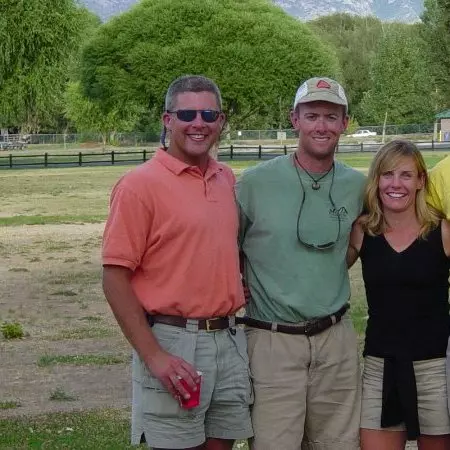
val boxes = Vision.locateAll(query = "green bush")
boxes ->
[1,321,24,339]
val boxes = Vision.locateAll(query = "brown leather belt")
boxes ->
[240,303,349,336]
[149,314,235,331]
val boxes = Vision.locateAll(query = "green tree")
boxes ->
[421,0,450,110]
[0,1,99,132]
[80,0,340,130]
[65,82,143,148]
[361,26,434,125]
[308,14,384,121]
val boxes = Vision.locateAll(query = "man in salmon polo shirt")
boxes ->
[102,75,253,450]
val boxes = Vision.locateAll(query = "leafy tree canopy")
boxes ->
[65,81,143,146]
[361,26,434,125]
[421,0,450,110]
[80,0,340,129]
[308,14,384,121]
[0,1,99,132]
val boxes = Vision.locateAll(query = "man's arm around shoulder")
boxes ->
[346,217,365,268]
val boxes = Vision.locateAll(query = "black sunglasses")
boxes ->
[294,162,341,250]
[296,189,341,250]
[167,109,221,123]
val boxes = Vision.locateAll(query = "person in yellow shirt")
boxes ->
[428,155,450,219]
[427,154,450,423]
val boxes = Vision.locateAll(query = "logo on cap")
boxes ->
[316,80,331,89]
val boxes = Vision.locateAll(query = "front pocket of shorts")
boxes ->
[228,328,254,405]
[152,323,185,355]
[132,325,183,389]
[136,325,199,418]
[229,327,250,365]
[133,325,197,389]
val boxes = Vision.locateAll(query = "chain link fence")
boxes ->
[0,123,438,149]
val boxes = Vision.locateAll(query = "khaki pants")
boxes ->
[447,336,450,416]
[247,315,361,450]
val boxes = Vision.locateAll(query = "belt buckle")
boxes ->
[205,318,215,332]
[303,319,316,336]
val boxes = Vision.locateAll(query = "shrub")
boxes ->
[1,321,24,339]
[49,388,77,401]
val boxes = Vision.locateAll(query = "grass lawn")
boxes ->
[0,151,448,227]
[336,151,449,168]
[0,409,145,449]
[0,409,249,449]
[0,152,445,448]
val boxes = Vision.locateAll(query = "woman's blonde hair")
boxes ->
[360,139,441,237]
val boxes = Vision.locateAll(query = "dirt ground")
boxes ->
[0,223,420,448]
[0,223,131,418]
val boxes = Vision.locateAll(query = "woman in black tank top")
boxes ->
[347,140,450,450]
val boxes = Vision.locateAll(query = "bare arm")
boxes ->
[441,220,450,258]
[346,219,364,268]
[102,265,199,400]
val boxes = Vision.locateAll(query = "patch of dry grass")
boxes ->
[0,166,130,220]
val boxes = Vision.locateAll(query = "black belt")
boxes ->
[149,314,235,331]
[239,303,349,336]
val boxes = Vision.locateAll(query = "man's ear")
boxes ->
[219,112,226,130]
[162,112,172,129]
[290,108,299,129]
[342,113,349,132]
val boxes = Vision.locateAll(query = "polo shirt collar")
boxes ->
[154,148,222,178]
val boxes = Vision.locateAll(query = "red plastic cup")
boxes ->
[178,371,202,409]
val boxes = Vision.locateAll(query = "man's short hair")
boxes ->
[165,75,223,111]
[293,77,348,113]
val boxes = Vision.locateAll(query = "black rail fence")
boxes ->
[0,141,448,169]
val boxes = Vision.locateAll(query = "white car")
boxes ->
[348,129,377,138]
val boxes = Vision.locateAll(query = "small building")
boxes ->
[435,109,450,141]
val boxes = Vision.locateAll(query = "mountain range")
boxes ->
[79,0,424,23]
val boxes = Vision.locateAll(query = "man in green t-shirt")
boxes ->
[236,77,366,450]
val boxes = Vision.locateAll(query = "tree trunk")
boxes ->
[382,110,388,144]
[101,132,107,150]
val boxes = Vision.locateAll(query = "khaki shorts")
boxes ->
[131,322,253,449]
[247,315,361,450]
[361,356,450,435]
[447,336,450,415]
